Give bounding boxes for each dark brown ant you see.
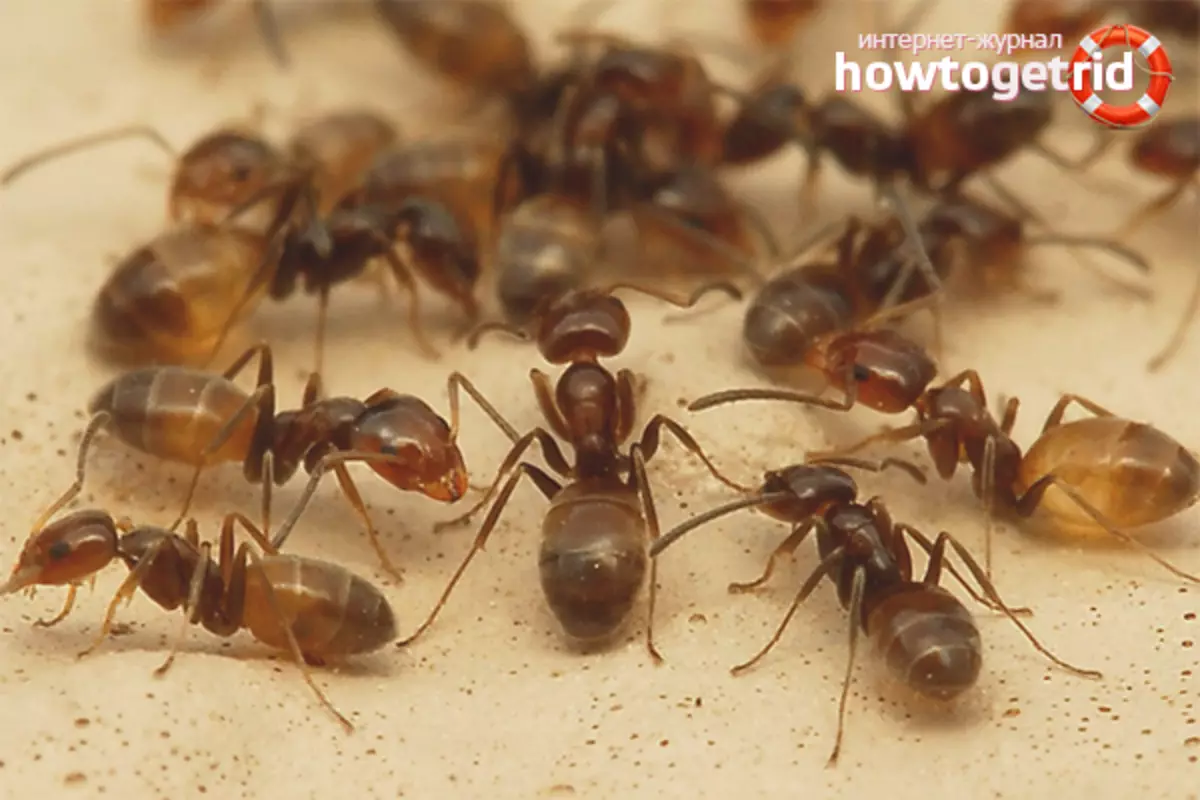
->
[742,0,822,48]
[690,366,1200,583]
[738,199,1148,374]
[648,458,1100,765]
[36,343,471,581]
[0,507,395,731]
[373,284,747,656]
[144,0,290,66]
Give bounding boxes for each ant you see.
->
[0,506,396,731]
[2,111,479,370]
[648,458,1100,765]
[737,197,1148,374]
[690,363,1200,583]
[1,109,398,232]
[742,0,822,48]
[144,0,290,67]
[37,343,471,581]
[369,284,748,656]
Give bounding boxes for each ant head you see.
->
[0,510,119,595]
[169,129,286,225]
[350,393,469,503]
[813,330,938,414]
[758,464,857,522]
[536,289,630,364]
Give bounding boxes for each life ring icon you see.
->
[1069,24,1173,129]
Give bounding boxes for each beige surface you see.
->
[0,1,1197,798]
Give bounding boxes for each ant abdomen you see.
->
[243,555,398,657]
[92,224,268,364]
[539,485,647,642]
[866,585,983,700]
[742,268,854,367]
[495,196,597,325]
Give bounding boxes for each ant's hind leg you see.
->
[154,542,211,677]
[629,444,665,663]
[636,413,753,493]
[30,411,111,535]
[1039,393,1118,432]
[33,585,78,628]
[1015,473,1200,584]
[332,464,402,583]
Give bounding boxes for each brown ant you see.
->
[0,507,395,731]
[648,458,1100,765]
[742,0,822,48]
[690,366,1200,583]
[371,284,747,656]
[737,199,1148,373]
[1,109,398,232]
[37,343,471,581]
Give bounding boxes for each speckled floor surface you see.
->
[0,1,1196,798]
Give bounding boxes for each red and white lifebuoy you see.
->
[1069,24,1173,129]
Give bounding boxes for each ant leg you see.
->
[731,539,844,675]
[894,521,1031,616]
[530,369,572,446]
[76,538,170,659]
[33,585,78,628]
[30,411,111,534]
[805,455,927,485]
[0,124,175,186]
[805,421,931,462]
[877,182,945,356]
[728,520,817,593]
[999,396,1021,436]
[1149,262,1200,371]
[378,242,440,360]
[332,463,402,582]
[446,371,522,443]
[605,280,744,311]
[313,287,330,379]
[925,530,1103,678]
[1015,474,1200,584]
[219,342,274,381]
[249,0,290,67]
[629,443,666,663]
[433,428,566,532]
[399,463,560,647]
[242,546,354,732]
[465,320,533,350]
[827,566,867,768]
[168,383,274,532]
[689,385,857,414]
[153,541,211,677]
[222,511,277,556]
[1117,178,1193,241]
[981,434,998,576]
[637,414,754,493]
[1039,393,1117,433]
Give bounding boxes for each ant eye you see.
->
[47,540,71,561]
[852,363,871,382]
